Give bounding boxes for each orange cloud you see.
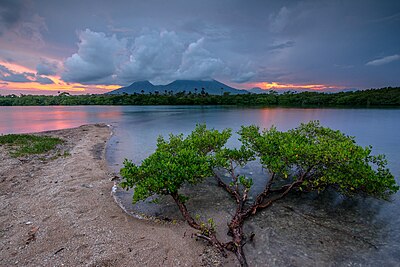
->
[0,61,36,74]
[0,61,120,94]
[248,82,344,91]
[0,80,120,94]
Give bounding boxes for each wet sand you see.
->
[0,124,228,267]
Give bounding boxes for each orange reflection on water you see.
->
[0,107,82,133]
[0,106,123,134]
[259,107,324,131]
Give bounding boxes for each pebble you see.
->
[25,221,32,225]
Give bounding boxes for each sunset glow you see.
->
[1,80,120,92]
[0,61,37,74]
[1,1,399,94]
[0,79,121,95]
[0,61,120,95]
[248,82,344,91]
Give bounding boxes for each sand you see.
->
[0,124,229,267]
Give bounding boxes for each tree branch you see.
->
[256,179,300,210]
[251,172,276,210]
[214,173,240,203]
[245,166,314,217]
[171,192,201,230]
[195,232,227,257]
[171,192,227,256]
[230,159,240,194]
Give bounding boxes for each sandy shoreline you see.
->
[0,124,228,267]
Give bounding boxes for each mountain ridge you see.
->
[107,79,248,95]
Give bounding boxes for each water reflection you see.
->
[1,105,399,266]
[0,106,123,134]
[108,106,400,266]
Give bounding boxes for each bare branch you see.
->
[196,234,228,257]
[229,159,239,193]
[171,192,201,230]
[195,233,211,241]
[251,172,276,209]
[214,173,241,203]
[246,166,314,217]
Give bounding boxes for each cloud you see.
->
[230,72,256,83]
[35,75,54,84]
[227,62,257,83]
[0,64,31,82]
[174,38,223,81]
[14,14,47,46]
[0,0,23,35]
[0,2,48,47]
[62,29,127,84]
[268,40,295,51]
[181,20,230,40]
[366,54,400,66]
[120,31,224,84]
[1,73,31,82]
[0,64,54,84]
[36,60,58,75]
[118,30,185,83]
[62,29,225,85]
[269,6,290,33]
[3,1,400,90]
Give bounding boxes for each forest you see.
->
[0,87,399,107]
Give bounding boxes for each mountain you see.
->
[106,80,159,95]
[107,79,248,95]
[162,80,247,95]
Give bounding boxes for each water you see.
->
[1,105,399,266]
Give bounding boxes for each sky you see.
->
[0,0,399,95]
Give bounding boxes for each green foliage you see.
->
[238,175,253,189]
[120,124,231,203]
[239,121,399,199]
[201,218,216,235]
[0,134,63,157]
[121,121,398,204]
[215,146,255,168]
[0,87,399,107]
[119,121,398,266]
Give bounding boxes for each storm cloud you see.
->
[0,0,23,35]
[62,29,126,84]
[62,29,225,85]
[0,0,399,91]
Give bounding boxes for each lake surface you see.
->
[1,105,399,266]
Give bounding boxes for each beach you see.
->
[0,124,226,267]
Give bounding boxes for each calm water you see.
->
[1,105,399,266]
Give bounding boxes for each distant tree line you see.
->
[0,87,399,107]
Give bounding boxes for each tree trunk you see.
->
[235,244,248,267]
[171,192,227,256]
[171,192,200,230]
[227,213,248,267]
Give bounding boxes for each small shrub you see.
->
[0,134,63,157]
